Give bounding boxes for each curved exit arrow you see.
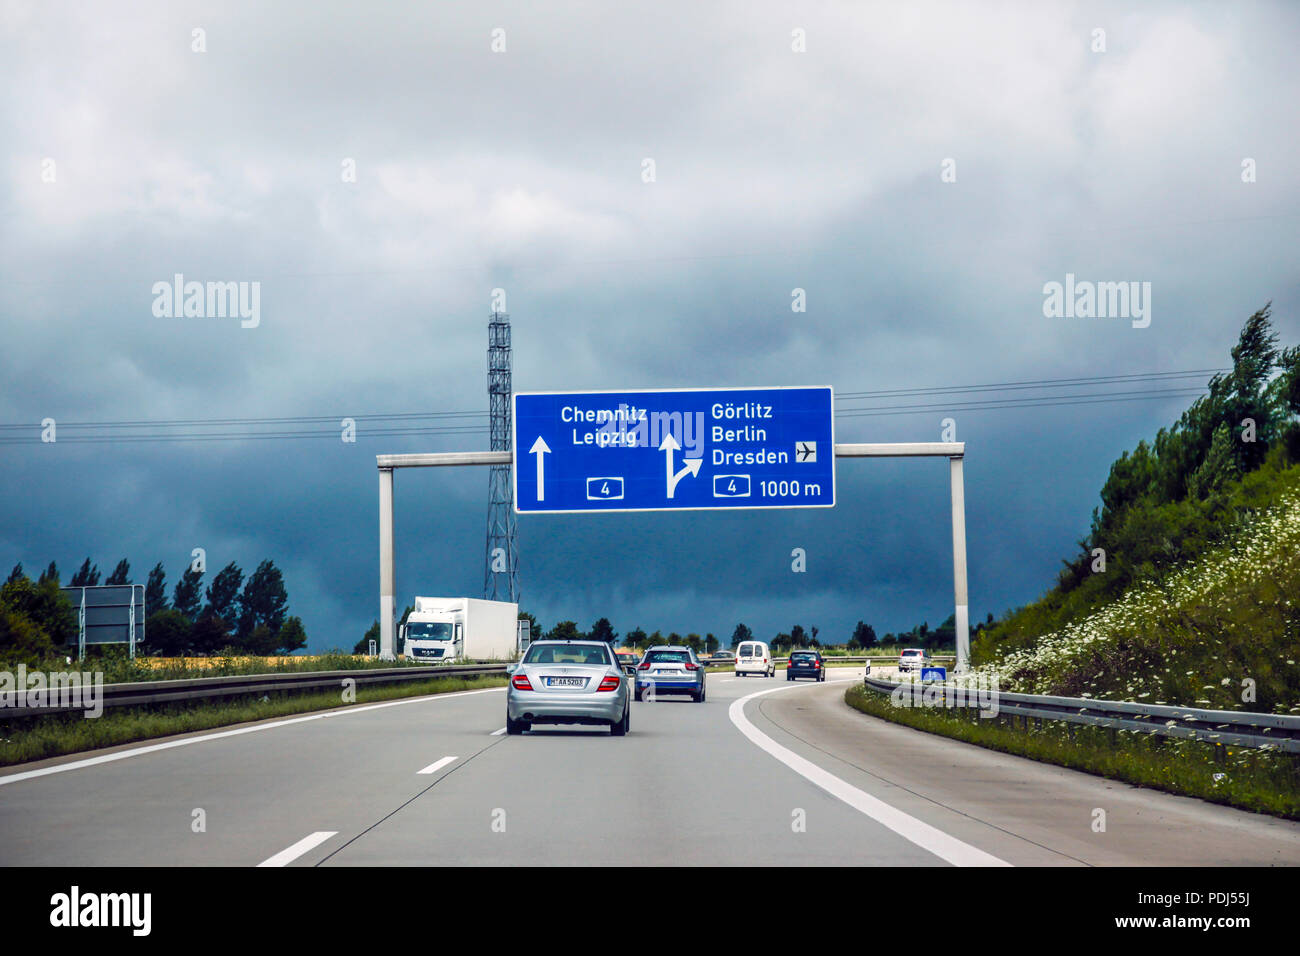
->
[659,433,702,498]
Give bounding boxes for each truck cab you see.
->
[402,605,463,662]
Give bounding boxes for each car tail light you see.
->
[511,673,533,690]
[597,676,621,692]
[684,661,698,670]
[638,662,650,670]
[813,661,821,668]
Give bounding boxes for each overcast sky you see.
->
[2,1,1298,651]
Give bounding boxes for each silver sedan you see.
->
[506,640,630,735]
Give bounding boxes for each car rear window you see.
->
[791,652,816,661]
[901,649,922,657]
[738,643,754,657]
[524,645,610,666]
[645,650,690,663]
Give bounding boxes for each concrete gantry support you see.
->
[833,442,970,673]
[378,467,395,659]
[376,451,513,659]
[376,444,970,670]
[949,456,970,673]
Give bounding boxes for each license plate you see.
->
[653,668,682,675]
[546,677,586,687]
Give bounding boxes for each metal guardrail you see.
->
[2,663,509,719]
[3,658,948,719]
[862,676,1300,753]
[708,655,955,665]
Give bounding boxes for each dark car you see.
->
[786,650,826,682]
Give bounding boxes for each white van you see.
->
[734,641,774,677]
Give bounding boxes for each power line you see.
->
[0,425,488,445]
[836,387,1209,417]
[832,390,1206,418]
[0,368,1224,444]
[836,368,1227,400]
[0,410,483,431]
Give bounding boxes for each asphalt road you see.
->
[1,669,1297,866]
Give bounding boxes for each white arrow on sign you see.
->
[530,436,551,501]
[659,433,703,498]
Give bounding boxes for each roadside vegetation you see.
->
[845,684,1300,819]
[1,553,308,664]
[844,307,1300,817]
[0,674,506,768]
[972,305,1300,714]
[88,649,440,684]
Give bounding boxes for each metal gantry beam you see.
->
[377,441,970,669]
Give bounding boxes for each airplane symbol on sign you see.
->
[796,442,816,462]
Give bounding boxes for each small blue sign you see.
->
[920,667,947,682]
[514,386,835,514]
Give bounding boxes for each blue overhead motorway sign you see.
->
[513,386,835,514]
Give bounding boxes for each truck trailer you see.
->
[401,597,519,663]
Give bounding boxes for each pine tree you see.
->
[277,616,308,654]
[730,622,753,649]
[172,566,204,621]
[236,560,288,640]
[69,558,100,588]
[145,563,169,613]
[202,563,244,645]
[1187,423,1238,499]
[105,559,131,586]
[355,620,380,655]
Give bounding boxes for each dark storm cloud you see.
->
[2,1,1298,649]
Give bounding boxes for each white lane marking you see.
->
[719,679,735,683]
[258,830,337,867]
[490,726,507,735]
[418,755,457,775]
[0,687,505,788]
[728,684,1010,867]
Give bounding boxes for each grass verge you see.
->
[844,684,1300,819]
[0,675,507,768]
[31,650,478,685]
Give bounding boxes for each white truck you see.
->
[401,597,520,663]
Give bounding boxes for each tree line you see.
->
[363,613,978,656]
[1,556,307,660]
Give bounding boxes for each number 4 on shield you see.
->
[713,474,751,498]
[585,477,625,501]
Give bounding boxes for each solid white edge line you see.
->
[490,726,507,735]
[417,755,458,775]
[728,684,1010,867]
[0,686,505,788]
[257,830,338,867]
